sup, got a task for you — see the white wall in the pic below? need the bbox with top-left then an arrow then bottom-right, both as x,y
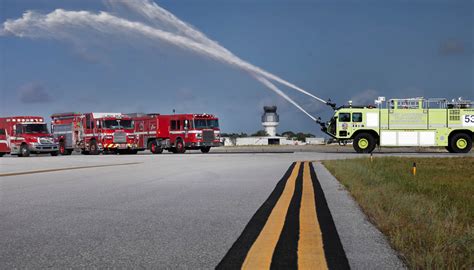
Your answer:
236,137 -> 268,146
222,136 -> 320,146
305,137 -> 325,145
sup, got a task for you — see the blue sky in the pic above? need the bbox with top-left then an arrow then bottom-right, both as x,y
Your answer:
1,0 -> 472,135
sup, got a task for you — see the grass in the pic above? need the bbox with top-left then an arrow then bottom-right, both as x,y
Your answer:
322,157 -> 473,269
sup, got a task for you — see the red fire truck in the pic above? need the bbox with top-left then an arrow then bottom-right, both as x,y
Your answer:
0,126 -> 9,157
0,116 -> 58,157
50,112 -> 138,155
131,113 -> 221,154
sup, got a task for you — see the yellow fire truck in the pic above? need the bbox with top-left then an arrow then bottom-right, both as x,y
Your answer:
321,97 -> 474,153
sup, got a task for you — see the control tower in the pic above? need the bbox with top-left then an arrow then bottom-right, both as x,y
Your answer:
261,106 -> 279,137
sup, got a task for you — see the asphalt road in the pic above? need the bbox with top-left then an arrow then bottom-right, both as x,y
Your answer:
0,149 -> 471,268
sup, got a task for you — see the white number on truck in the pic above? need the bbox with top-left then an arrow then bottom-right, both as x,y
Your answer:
463,115 -> 474,126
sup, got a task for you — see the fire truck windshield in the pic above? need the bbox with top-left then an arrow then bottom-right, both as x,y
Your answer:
194,119 -> 219,129
19,124 -> 49,134
327,117 -> 336,136
103,120 -> 133,129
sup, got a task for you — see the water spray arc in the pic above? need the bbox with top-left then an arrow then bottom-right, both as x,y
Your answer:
106,0 -> 324,121
111,0 -> 335,107
1,0 -> 336,123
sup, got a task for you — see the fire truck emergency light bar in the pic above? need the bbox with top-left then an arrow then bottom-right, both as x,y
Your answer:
6,118 -> 44,122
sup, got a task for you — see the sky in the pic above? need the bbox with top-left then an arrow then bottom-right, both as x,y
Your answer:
0,0 -> 473,135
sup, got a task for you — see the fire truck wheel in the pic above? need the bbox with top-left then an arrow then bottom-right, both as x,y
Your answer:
200,146 -> 211,153
59,142 -> 72,155
175,140 -> 186,154
449,133 -> 472,153
19,144 -> 30,157
89,140 -> 100,155
353,133 -> 376,153
150,141 -> 163,154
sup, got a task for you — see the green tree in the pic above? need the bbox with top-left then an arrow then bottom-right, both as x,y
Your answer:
281,131 -> 296,139
295,132 -> 315,142
221,132 -> 248,138
251,130 -> 269,136
295,132 -> 306,142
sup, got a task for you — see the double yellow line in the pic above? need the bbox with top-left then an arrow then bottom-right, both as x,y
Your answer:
217,161 -> 348,269
242,161 -> 327,269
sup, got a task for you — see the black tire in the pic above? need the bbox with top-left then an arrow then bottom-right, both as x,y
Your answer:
50,151 -> 59,156
0,153 -> 5,157
150,140 -> 163,154
175,140 -> 186,154
445,145 -> 453,153
89,140 -> 100,155
449,133 -> 472,153
200,146 -> 211,153
353,133 -> 376,153
59,142 -> 72,155
19,144 -> 30,157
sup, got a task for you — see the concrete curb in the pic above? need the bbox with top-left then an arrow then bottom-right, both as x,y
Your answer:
314,162 -> 406,270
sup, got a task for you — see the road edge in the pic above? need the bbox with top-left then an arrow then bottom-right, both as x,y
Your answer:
314,162 -> 406,270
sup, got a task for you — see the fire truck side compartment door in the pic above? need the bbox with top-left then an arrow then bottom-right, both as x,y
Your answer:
398,132 -> 418,145
366,113 -> 379,128
419,131 -> 436,146
380,131 -> 436,146
380,131 -> 397,145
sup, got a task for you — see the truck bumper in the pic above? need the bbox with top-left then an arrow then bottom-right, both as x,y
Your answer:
104,143 -> 138,150
30,143 -> 58,152
186,141 -> 220,148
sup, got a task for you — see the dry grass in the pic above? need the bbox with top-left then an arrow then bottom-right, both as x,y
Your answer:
323,157 -> 474,269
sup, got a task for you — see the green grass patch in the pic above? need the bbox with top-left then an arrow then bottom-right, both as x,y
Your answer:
322,157 -> 473,269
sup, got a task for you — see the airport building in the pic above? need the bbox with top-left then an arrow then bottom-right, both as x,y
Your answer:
222,106 -> 324,146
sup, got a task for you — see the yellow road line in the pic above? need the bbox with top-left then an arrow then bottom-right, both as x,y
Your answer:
0,162 -> 142,177
298,162 -> 328,269
242,162 -> 301,269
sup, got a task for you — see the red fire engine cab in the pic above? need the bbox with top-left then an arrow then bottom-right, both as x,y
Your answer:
0,116 -> 58,157
50,112 -> 138,155
131,113 -> 221,154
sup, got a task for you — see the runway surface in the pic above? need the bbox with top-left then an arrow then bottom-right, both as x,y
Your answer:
0,149 -> 469,268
